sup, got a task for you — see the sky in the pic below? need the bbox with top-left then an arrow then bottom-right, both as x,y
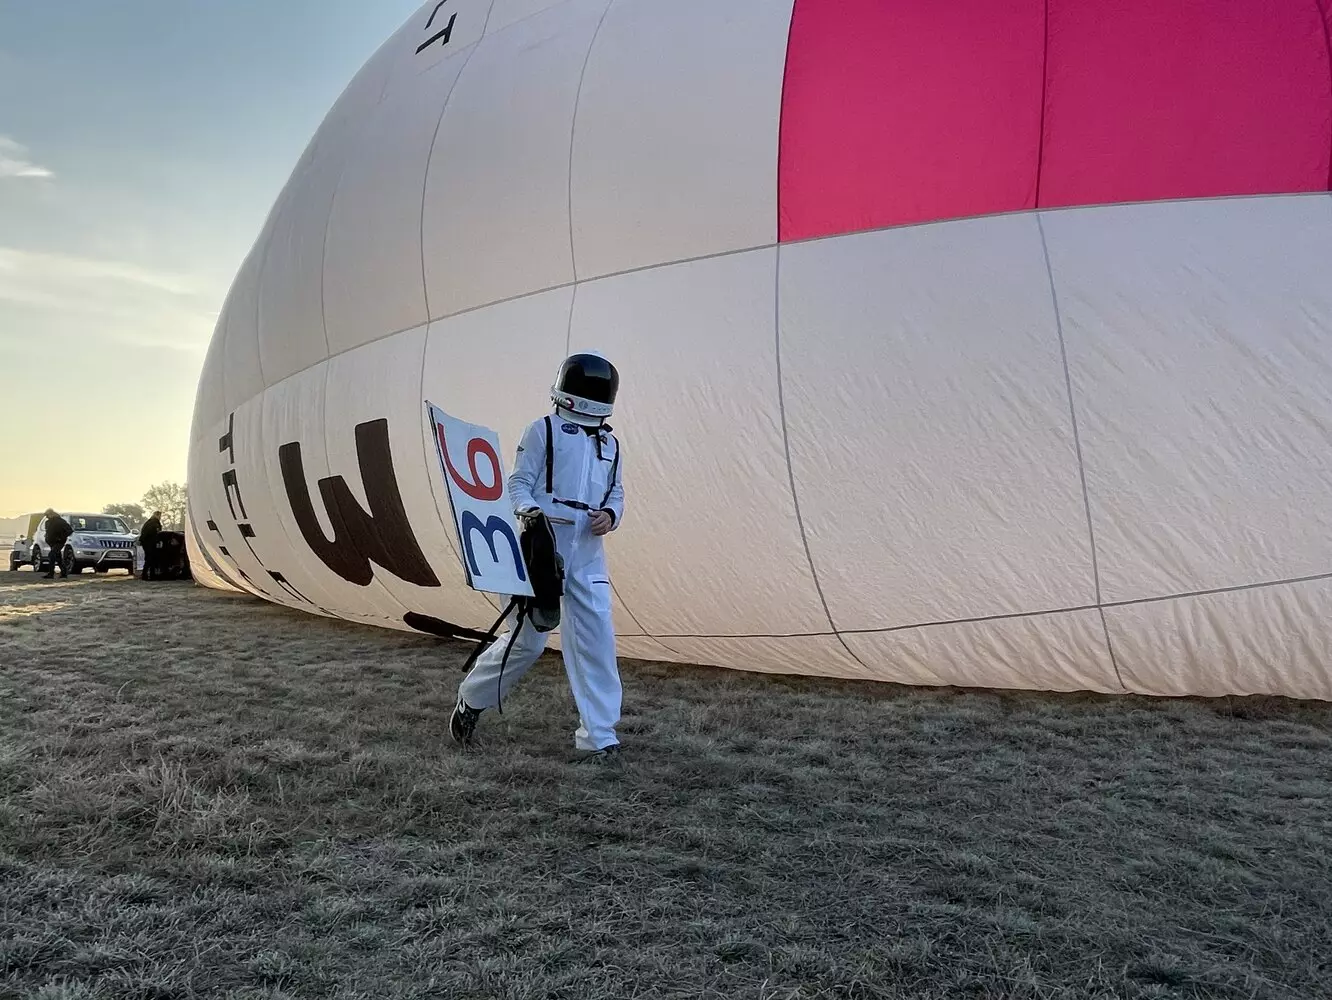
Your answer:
0,0 -> 421,518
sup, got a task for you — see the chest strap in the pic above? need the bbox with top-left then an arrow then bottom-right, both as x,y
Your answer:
602,439 -> 619,509
544,415 -> 619,509
544,415 -> 554,494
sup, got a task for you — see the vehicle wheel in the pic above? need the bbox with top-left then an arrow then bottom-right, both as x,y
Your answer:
62,548 -> 79,577
8,553 -> 18,571
31,547 -> 43,572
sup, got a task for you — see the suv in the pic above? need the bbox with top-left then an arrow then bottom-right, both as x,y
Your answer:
29,512 -> 139,576
8,513 -> 42,571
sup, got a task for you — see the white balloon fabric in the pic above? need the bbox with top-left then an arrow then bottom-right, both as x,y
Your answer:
188,0 -> 1332,701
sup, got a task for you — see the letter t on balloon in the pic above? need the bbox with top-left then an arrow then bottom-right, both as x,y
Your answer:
426,401 -> 534,599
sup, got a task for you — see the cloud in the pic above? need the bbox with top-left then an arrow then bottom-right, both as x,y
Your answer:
0,246 -> 220,351
0,136 -> 53,180
0,246 -> 197,296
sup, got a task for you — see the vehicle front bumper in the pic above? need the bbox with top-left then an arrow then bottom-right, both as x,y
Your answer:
70,546 -> 137,567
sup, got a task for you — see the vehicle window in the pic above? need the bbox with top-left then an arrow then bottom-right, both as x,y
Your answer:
66,516 -> 129,533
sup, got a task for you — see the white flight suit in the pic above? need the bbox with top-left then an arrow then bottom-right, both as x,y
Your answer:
457,410 -> 625,751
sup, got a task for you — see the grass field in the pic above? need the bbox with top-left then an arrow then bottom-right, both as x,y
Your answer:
3,573 -> 1331,999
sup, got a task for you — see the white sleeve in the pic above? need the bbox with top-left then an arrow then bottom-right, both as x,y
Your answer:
508,419 -> 545,514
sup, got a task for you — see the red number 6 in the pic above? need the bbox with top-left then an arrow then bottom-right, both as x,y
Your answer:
437,423 -> 503,501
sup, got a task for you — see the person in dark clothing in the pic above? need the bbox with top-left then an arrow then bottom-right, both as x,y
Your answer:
137,511 -> 162,580
42,509 -> 72,579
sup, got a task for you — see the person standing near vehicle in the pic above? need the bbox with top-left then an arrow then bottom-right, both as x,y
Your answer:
137,510 -> 163,580
450,351 -> 626,765
41,509 -> 71,579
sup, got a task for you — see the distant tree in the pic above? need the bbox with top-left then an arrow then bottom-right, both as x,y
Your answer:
103,502 -> 145,529
141,482 -> 188,531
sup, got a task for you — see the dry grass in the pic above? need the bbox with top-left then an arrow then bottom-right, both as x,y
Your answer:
2,573 -> 1331,999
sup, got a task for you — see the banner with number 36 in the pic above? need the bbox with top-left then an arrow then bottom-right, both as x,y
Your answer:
425,400 -> 534,599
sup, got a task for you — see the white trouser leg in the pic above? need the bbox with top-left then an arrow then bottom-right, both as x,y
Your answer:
457,607 -> 549,710
559,571 -> 621,751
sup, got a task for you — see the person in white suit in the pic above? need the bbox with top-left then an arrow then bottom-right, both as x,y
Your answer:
451,352 -> 626,763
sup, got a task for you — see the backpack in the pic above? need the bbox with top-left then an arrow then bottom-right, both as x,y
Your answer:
456,509 -> 565,712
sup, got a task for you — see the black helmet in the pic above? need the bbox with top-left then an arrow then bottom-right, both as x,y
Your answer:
551,351 -> 618,425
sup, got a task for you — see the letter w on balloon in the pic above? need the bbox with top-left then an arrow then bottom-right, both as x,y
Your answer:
427,401 -> 533,598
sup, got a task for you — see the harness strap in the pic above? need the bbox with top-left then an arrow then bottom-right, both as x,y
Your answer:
601,434 -> 620,510
544,415 -> 554,495
494,604 -> 527,715
455,594 -> 524,716
457,597 -> 518,677
453,508 -> 564,721
546,415 -> 618,511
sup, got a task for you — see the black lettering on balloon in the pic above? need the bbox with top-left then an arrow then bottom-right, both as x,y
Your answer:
416,0 -> 456,54
207,410 -> 313,607
192,511 -> 248,593
239,527 -> 263,562
222,470 -> 248,521
219,412 -> 235,464
278,417 -> 440,589
269,571 -> 312,605
233,564 -> 256,586
424,0 -> 450,29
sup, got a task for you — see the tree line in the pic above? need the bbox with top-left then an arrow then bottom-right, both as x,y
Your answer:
103,482 -> 188,532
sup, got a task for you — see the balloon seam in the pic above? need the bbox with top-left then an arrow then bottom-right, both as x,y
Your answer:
1036,212 -> 1126,692
647,567 -> 1332,639
420,39 -> 486,323
773,245 -> 871,671
253,389 -> 339,617
1034,0 -> 1050,207
319,165 -> 357,361
1316,0 -> 1332,191
320,346 -> 408,622
566,0 -> 616,284
233,193 -> 1329,402
413,37 -> 503,618
774,0 -> 799,242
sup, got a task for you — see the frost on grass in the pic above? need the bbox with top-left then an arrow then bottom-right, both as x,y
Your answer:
2,573 -> 1332,999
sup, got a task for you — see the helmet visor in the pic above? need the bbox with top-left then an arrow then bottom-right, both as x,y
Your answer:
557,353 -> 618,405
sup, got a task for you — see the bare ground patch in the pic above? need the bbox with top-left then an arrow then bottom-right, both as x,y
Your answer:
2,574 -> 1331,998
